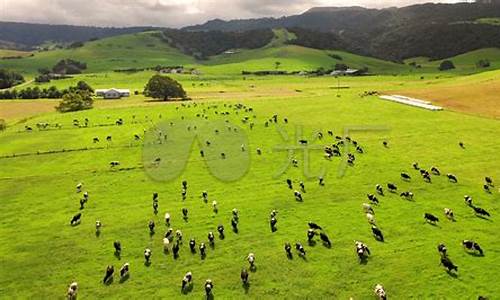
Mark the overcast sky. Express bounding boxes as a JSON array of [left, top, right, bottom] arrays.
[[0, 0, 464, 28]]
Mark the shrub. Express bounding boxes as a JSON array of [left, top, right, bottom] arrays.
[[438, 60, 455, 71]]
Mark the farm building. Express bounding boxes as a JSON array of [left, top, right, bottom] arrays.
[[331, 69, 362, 76], [95, 88, 130, 99]]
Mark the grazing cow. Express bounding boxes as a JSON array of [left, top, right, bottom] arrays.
[[245, 253, 255, 267], [172, 242, 180, 258], [256, 148, 262, 155], [80, 198, 86, 210], [182, 208, 188, 219], [241, 268, 249, 284], [424, 213, 439, 224], [153, 192, 159, 201], [134, 134, 141, 141], [447, 173, 458, 183], [205, 279, 213, 296], [217, 225, 225, 238], [441, 256, 458, 272], [459, 142, 465, 149], [76, 183, 82, 193], [307, 229, 316, 242], [412, 162, 419, 170], [422, 173, 431, 183], [208, 232, 215, 245], [163, 238, 170, 252], [355, 241, 370, 259], [103, 265, 114, 284], [437, 243, 447, 257], [328, 130, 333, 136], [96, 220, 102, 232], [114, 241, 121, 254], [232, 208, 239, 220], [165, 213, 171, 226], [110, 161, 120, 167], [299, 139, 308, 145], [294, 190, 303, 201], [199, 243, 206, 257], [356, 146, 364, 154], [462, 240, 484, 255], [374, 284, 387, 300], [144, 248, 152, 263], [286, 179, 293, 189], [464, 195, 473, 206], [270, 209, 278, 218], [473, 206, 490, 217], [284, 242, 292, 257], [148, 220, 155, 233], [320, 232, 331, 247], [189, 238, 196, 253], [93, 137, 100, 143], [444, 208, 454, 220], [400, 191, 414, 200], [270, 217, 277, 232], [67, 282, 78, 300], [308, 222, 322, 230], [231, 217, 238, 232], [295, 242, 306, 257], [383, 141, 388, 148], [366, 213, 376, 225], [319, 176, 324, 186], [367, 194, 379, 204], [401, 172, 411, 181], [292, 159, 298, 167], [119, 263, 129, 278], [376, 184, 384, 196], [220, 152, 226, 159], [363, 203, 374, 214], [431, 166, 441, 175], [181, 272, 193, 290], [106, 136, 112, 142], [483, 184, 491, 193], [212, 201, 218, 213], [299, 181, 305, 193], [485, 176, 493, 186], [200, 150, 205, 157], [202, 191, 208, 202], [176, 230, 183, 242], [165, 228, 174, 240], [387, 183, 397, 193], [371, 226, 384, 241], [70, 213, 82, 225]]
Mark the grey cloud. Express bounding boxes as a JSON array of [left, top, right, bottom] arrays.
[[0, 0, 462, 28]]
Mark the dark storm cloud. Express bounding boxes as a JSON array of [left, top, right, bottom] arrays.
[[0, 0, 462, 27]]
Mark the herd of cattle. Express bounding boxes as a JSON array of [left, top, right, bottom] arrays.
[[61, 103, 495, 299]]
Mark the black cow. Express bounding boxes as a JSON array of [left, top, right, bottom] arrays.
[[286, 179, 293, 189], [114, 241, 121, 253], [320, 232, 331, 247], [401, 172, 411, 181], [231, 218, 238, 233], [447, 173, 458, 183], [424, 213, 439, 223], [441, 257, 458, 272], [148, 220, 155, 233], [285, 242, 292, 257], [412, 162, 420, 170], [431, 166, 440, 175], [308, 222, 322, 230], [70, 213, 82, 225], [172, 242, 180, 258], [387, 183, 397, 192], [371, 226, 384, 241], [367, 194, 379, 204], [462, 240, 484, 255], [437, 243, 447, 256], [103, 265, 114, 283], [204, 280, 213, 296], [241, 268, 249, 284], [199, 243, 206, 257], [208, 232, 215, 245], [473, 206, 490, 217], [376, 184, 384, 196], [189, 238, 196, 253], [217, 225, 225, 238], [485, 176, 493, 186], [270, 217, 277, 232], [295, 242, 306, 256], [181, 272, 192, 290], [307, 229, 316, 243]]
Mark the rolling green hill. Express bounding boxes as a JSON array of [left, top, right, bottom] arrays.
[[405, 48, 500, 73], [0, 32, 196, 75]]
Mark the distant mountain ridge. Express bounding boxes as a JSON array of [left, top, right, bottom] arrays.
[[0, 22, 155, 49], [184, 2, 500, 61]]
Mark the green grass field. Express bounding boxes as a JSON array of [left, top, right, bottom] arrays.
[[0, 72, 499, 299], [1, 28, 500, 299]]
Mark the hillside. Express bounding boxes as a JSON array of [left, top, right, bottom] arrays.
[[185, 2, 500, 61], [0, 32, 196, 75], [0, 21, 154, 49]]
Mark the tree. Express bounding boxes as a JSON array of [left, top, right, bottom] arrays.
[[56, 91, 93, 112], [476, 59, 490, 68], [75, 81, 94, 93], [0, 69, 25, 89], [143, 75, 186, 101], [275, 61, 281, 69], [438, 60, 455, 71]]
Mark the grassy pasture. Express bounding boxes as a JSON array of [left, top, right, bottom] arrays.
[[0, 74, 499, 299]]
